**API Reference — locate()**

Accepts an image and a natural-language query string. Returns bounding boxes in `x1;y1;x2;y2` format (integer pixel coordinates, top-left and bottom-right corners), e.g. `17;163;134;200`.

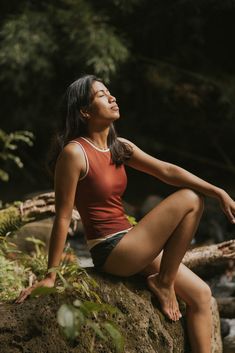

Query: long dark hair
48;74;133;174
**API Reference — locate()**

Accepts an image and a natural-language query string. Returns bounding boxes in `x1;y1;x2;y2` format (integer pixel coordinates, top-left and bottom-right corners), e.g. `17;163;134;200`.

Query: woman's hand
15;277;55;304
219;190;235;224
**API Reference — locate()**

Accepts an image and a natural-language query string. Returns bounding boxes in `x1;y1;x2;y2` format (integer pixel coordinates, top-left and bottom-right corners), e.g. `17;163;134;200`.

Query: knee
189;283;212;310
180;188;204;213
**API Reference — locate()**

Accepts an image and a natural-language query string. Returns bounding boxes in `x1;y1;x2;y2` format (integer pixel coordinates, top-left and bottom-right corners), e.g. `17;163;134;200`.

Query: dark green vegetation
1;0;235;202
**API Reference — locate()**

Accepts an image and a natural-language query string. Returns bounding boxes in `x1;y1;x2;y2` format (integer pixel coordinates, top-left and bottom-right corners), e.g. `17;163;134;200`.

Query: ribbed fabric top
71;137;131;240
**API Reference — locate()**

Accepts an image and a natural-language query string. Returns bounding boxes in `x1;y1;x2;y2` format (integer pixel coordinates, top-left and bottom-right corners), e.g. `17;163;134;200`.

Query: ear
80;109;90;119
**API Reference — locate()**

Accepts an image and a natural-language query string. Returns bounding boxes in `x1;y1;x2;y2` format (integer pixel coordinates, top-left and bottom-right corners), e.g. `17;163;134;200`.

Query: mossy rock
0;270;222;353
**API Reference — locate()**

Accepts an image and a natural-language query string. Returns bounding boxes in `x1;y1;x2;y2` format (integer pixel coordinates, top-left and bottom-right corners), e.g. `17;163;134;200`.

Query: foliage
46;253;124;352
0;11;57;95
111;0;143;12
0;235;47;301
0;236;28;301
0;0;235;195
0;0;129;94
56;298;124;352
0;129;34;182
0;206;21;235
54;0;129;82
126;215;137;226
0;235;125;352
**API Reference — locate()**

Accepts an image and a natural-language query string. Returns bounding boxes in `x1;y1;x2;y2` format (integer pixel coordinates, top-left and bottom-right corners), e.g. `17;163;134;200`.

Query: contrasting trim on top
80;137;110;152
87;226;133;250
68;140;89;180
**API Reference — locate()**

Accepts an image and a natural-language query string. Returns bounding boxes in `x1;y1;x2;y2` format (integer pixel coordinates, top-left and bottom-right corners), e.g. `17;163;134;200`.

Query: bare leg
103;188;204;321
141;254;212;353
147;193;204;321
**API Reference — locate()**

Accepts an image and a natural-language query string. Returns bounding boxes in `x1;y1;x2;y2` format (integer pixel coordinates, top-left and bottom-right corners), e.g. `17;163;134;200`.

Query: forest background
1;0;235;212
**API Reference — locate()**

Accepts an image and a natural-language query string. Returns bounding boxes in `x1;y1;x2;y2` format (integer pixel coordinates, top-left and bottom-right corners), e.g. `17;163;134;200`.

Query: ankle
158;273;175;287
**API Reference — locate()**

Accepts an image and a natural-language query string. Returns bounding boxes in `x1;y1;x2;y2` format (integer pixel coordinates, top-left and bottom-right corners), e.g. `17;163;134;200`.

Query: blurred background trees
0;0;235;203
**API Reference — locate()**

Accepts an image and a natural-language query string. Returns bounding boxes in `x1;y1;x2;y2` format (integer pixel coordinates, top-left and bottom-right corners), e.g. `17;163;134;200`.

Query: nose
108;93;116;102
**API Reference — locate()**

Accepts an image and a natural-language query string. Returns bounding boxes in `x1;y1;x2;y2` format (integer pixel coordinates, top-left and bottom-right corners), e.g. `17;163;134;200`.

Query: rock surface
223;319;235;353
0;271;222;353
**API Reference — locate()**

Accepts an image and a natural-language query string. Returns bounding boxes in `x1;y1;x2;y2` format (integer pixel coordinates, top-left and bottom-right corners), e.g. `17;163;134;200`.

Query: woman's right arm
15;143;86;303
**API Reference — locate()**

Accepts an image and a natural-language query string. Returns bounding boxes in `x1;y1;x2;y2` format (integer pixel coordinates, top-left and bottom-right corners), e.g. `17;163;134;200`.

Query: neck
85;126;110;149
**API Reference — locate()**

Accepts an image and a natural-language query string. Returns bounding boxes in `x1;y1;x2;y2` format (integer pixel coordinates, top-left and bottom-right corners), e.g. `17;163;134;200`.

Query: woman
16;74;235;353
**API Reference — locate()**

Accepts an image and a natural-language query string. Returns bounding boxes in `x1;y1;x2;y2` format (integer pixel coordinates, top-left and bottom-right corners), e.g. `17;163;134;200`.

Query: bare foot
147;273;182;321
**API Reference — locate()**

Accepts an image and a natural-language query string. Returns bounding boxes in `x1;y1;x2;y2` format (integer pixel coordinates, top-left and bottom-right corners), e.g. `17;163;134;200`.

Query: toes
178;309;182;320
165;308;173;321
161;304;172;321
173;309;178;322
176;309;182;321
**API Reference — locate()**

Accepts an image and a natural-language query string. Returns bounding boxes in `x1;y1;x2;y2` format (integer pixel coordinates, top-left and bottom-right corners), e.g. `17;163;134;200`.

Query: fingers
224;206;235;224
228;210;235;224
221;194;235;223
15;278;56;304
15;286;34;304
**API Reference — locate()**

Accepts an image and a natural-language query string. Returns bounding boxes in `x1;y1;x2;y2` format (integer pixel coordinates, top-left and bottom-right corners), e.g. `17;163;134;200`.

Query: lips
111;104;119;111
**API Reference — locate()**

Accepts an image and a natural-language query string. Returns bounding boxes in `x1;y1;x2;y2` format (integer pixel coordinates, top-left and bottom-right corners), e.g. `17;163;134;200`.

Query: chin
113;112;120;119
108;114;120;122
113;116;120;122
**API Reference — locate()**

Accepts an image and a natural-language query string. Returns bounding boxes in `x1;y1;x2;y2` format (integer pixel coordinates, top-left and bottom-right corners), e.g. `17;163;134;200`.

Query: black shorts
90;230;129;270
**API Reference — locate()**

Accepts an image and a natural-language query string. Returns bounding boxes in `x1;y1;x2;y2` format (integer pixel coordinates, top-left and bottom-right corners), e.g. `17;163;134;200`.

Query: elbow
158;163;181;185
158;163;175;182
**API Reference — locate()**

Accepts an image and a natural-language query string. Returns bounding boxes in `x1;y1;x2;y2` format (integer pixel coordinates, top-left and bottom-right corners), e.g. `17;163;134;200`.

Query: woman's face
86;81;120;123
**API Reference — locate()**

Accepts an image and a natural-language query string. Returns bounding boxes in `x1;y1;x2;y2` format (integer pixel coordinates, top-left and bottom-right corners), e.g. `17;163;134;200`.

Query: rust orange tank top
71;137;131;240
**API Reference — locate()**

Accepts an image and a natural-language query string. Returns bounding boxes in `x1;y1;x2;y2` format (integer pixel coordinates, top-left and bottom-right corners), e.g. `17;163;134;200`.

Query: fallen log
0;192;80;236
183;240;235;277
216;297;235;319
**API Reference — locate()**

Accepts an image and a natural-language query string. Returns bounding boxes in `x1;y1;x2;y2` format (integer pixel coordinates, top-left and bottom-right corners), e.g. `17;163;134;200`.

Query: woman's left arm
120;138;235;223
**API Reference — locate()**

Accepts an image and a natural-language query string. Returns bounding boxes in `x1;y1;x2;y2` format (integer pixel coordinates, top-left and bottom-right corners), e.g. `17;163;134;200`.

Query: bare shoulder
63;141;84;157
117;137;169;177
118;137;147;155
56;142;86;171
118;137;136;149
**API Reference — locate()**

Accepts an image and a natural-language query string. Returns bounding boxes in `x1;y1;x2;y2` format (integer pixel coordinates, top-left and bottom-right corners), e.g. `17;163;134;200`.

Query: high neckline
81;137;110;152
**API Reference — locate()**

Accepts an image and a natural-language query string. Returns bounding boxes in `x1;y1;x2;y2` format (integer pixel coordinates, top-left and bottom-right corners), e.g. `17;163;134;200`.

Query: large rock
0;271;222;353
223;319;235;353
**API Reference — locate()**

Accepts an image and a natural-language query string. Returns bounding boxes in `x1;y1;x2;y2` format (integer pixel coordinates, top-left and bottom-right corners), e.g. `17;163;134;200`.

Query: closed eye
96;89;111;97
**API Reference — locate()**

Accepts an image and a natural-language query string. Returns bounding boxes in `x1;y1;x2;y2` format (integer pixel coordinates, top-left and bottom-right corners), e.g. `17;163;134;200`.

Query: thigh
102;189;201;276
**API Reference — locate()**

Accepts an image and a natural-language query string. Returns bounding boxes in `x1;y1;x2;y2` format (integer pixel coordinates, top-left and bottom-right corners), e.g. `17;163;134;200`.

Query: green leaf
57;304;74;327
73;299;82;307
0;169;9;181
82;300;106;312
30;286;57;297
126;215;138;226
87;320;108;341
57;304;78;339
76;308;85;325
25;237;46;247
55;285;65;293
103;322;124;353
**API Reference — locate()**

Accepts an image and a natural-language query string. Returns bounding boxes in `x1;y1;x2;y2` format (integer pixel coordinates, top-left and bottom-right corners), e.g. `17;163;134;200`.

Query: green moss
0;206;21;236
